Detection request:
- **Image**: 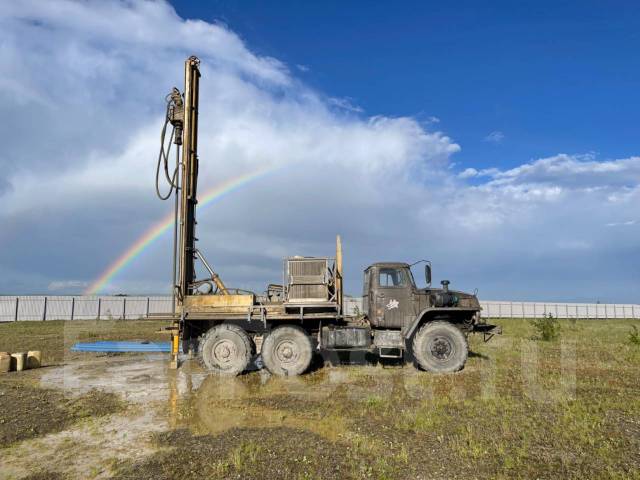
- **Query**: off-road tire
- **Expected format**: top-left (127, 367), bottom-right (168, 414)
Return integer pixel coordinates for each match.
top-left (199, 324), bottom-right (253, 376)
top-left (412, 321), bottom-right (468, 373)
top-left (261, 325), bottom-right (313, 376)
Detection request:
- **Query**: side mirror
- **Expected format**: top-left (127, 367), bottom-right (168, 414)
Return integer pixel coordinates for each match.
top-left (425, 263), bottom-right (432, 287)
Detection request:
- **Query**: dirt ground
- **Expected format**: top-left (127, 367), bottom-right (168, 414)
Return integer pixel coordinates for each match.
top-left (0, 318), bottom-right (639, 479)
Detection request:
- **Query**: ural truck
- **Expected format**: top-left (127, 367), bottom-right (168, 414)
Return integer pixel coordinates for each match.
top-left (157, 56), bottom-right (500, 376)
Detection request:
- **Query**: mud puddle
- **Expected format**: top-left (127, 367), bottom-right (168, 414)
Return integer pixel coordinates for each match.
top-left (1, 408), bottom-right (166, 479)
top-left (40, 355), bottom-right (208, 403)
top-left (3, 355), bottom-right (421, 479)
top-left (2, 356), bottom-right (204, 479)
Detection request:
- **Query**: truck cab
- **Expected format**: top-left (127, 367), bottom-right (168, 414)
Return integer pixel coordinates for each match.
top-left (364, 262), bottom-right (481, 332)
top-left (357, 262), bottom-right (495, 372)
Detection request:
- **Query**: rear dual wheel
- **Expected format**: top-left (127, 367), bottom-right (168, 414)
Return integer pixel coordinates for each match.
top-left (262, 325), bottom-right (313, 376)
top-left (199, 324), bottom-right (254, 376)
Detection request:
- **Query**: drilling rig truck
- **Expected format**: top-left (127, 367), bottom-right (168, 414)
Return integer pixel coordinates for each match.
top-left (157, 56), bottom-right (500, 376)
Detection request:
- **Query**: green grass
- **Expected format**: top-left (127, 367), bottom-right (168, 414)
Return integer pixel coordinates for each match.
top-left (0, 319), bottom-right (167, 365)
top-left (220, 318), bottom-right (639, 479)
top-left (118, 318), bottom-right (638, 480)
top-left (2, 318), bottom-right (640, 479)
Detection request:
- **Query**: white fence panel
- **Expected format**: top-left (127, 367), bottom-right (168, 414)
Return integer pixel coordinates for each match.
top-left (0, 297), bottom-right (16, 321)
top-left (149, 297), bottom-right (173, 315)
top-left (480, 301), bottom-right (640, 319)
top-left (73, 297), bottom-right (99, 320)
top-left (45, 297), bottom-right (73, 320)
top-left (0, 296), bottom-right (638, 322)
top-left (343, 296), bottom-right (364, 316)
top-left (17, 296), bottom-right (46, 320)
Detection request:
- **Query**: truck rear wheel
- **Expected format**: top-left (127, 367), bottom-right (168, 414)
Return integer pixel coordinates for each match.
top-left (199, 324), bottom-right (253, 376)
top-left (412, 321), bottom-right (468, 373)
top-left (262, 325), bottom-right (313, 376)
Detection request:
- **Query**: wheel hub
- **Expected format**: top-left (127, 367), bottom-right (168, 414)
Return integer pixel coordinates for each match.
top-left (275, 340), bottom-right (299, 365)
top-left (213, 339), bottom-right (237, 365)
top-left (429, 336), bottom-right (453, 361)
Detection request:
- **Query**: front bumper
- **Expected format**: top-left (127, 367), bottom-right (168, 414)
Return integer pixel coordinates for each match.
top-left (472, 323), bottom-right (502, 342)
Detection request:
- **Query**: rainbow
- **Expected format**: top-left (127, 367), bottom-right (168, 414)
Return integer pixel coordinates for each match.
top-left (85, 167), bottom-right (275, 295)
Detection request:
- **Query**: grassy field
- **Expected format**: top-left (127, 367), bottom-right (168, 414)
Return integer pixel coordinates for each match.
top-left (0, 318), bottom-right (639, 479)
top-left (0, 319), bottom-right (167, 365)
top-left (0, 320), bottom-right (164, 451)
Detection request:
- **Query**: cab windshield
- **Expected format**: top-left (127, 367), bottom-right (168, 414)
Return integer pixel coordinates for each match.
top-left (379, 267), bottom-right (410, 287)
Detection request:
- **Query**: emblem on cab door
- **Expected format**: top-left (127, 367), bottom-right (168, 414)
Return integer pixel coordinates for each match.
top-left (385, 299), bottom-right (399, 310)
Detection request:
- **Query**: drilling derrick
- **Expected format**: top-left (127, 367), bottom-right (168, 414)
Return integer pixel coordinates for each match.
top-left (158, 56), bottom-right (203, 368)
top-left (177, 56), bottom-right (200, 301)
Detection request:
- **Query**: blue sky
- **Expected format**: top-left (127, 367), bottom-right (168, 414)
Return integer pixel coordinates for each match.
top-left (0, 1), bottom-right (638, 302)
top-left (172, 0), bottom-right (640, 171)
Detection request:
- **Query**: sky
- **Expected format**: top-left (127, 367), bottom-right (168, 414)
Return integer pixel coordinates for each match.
top-left (0, 0), bottom-right (638, 302)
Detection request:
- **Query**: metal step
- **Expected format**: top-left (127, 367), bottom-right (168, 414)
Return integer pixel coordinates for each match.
top-left (376, 346), bottom-right (404, 359)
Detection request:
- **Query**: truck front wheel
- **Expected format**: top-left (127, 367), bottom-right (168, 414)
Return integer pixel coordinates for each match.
top-left (412, 321), bottom-right (468, 373)
top-left (262, 325), bottom-right (313, 376)
top-left (199, 324), bottom-right (253, 376)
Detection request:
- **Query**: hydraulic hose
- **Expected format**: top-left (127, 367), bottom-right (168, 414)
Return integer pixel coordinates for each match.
top-left (155, 93), bottom-right (183, 308)
top-left (155, 98), bottom-right (181, 200)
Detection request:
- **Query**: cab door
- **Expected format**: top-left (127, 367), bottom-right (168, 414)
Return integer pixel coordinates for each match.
top-left (375, 267), bottom-right (415, 328)
top-left (363, 268), bottom-right (372, 318)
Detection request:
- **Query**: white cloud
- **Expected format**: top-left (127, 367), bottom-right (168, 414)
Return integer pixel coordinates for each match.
top-left (606, 220), bottom-right (637, 227)
top-left (484, 130), bottom-right (505, 143)
top-left (486, 154), bottom-right (640, 188)
top-left (0, 0), bottom-right (638, 302)
top-left (458, 167), bottom-right (478, 179)
top-left (327, 96), bottom-right (364, 113)
top-left (48, 280), bottom-right (89, 292)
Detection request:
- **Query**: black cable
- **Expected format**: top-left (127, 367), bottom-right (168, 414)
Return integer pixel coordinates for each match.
top-left (155, 94), bottom-right (182, 304)
top-left (155, 99), bottom-right (180, 200)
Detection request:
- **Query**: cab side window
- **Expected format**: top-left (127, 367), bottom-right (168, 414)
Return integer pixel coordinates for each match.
top-left (378, 268), bottom-right (406, 287)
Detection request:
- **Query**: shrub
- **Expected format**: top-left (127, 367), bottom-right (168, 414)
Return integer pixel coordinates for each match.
top-left (628, 325), bottom-right (640, 346)
top-left (530, 313), bottom-right (560, 341)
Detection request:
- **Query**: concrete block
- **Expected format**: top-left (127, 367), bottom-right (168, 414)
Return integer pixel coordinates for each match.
top-left (0, 354), bottom-right (10, 373)
top-left (27, 350), bottom-right (42, 369)
top-left (10, 352), bottom-right (26, 372)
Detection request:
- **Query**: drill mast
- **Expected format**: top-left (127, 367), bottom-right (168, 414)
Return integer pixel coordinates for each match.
top-left (166, 56), bottom-right (228, 306)
top-left (177, 56), bottom-right (200, 301)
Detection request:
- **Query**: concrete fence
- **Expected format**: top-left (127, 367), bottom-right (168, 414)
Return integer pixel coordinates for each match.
top-left (346, 298), bottom-right (640, 319)
top-left (0, 296), bottom-right (173, 322)
top-left (481, 300), bottom-right (640, 320)
top-left (0, 296), bottom-right (638, 322)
